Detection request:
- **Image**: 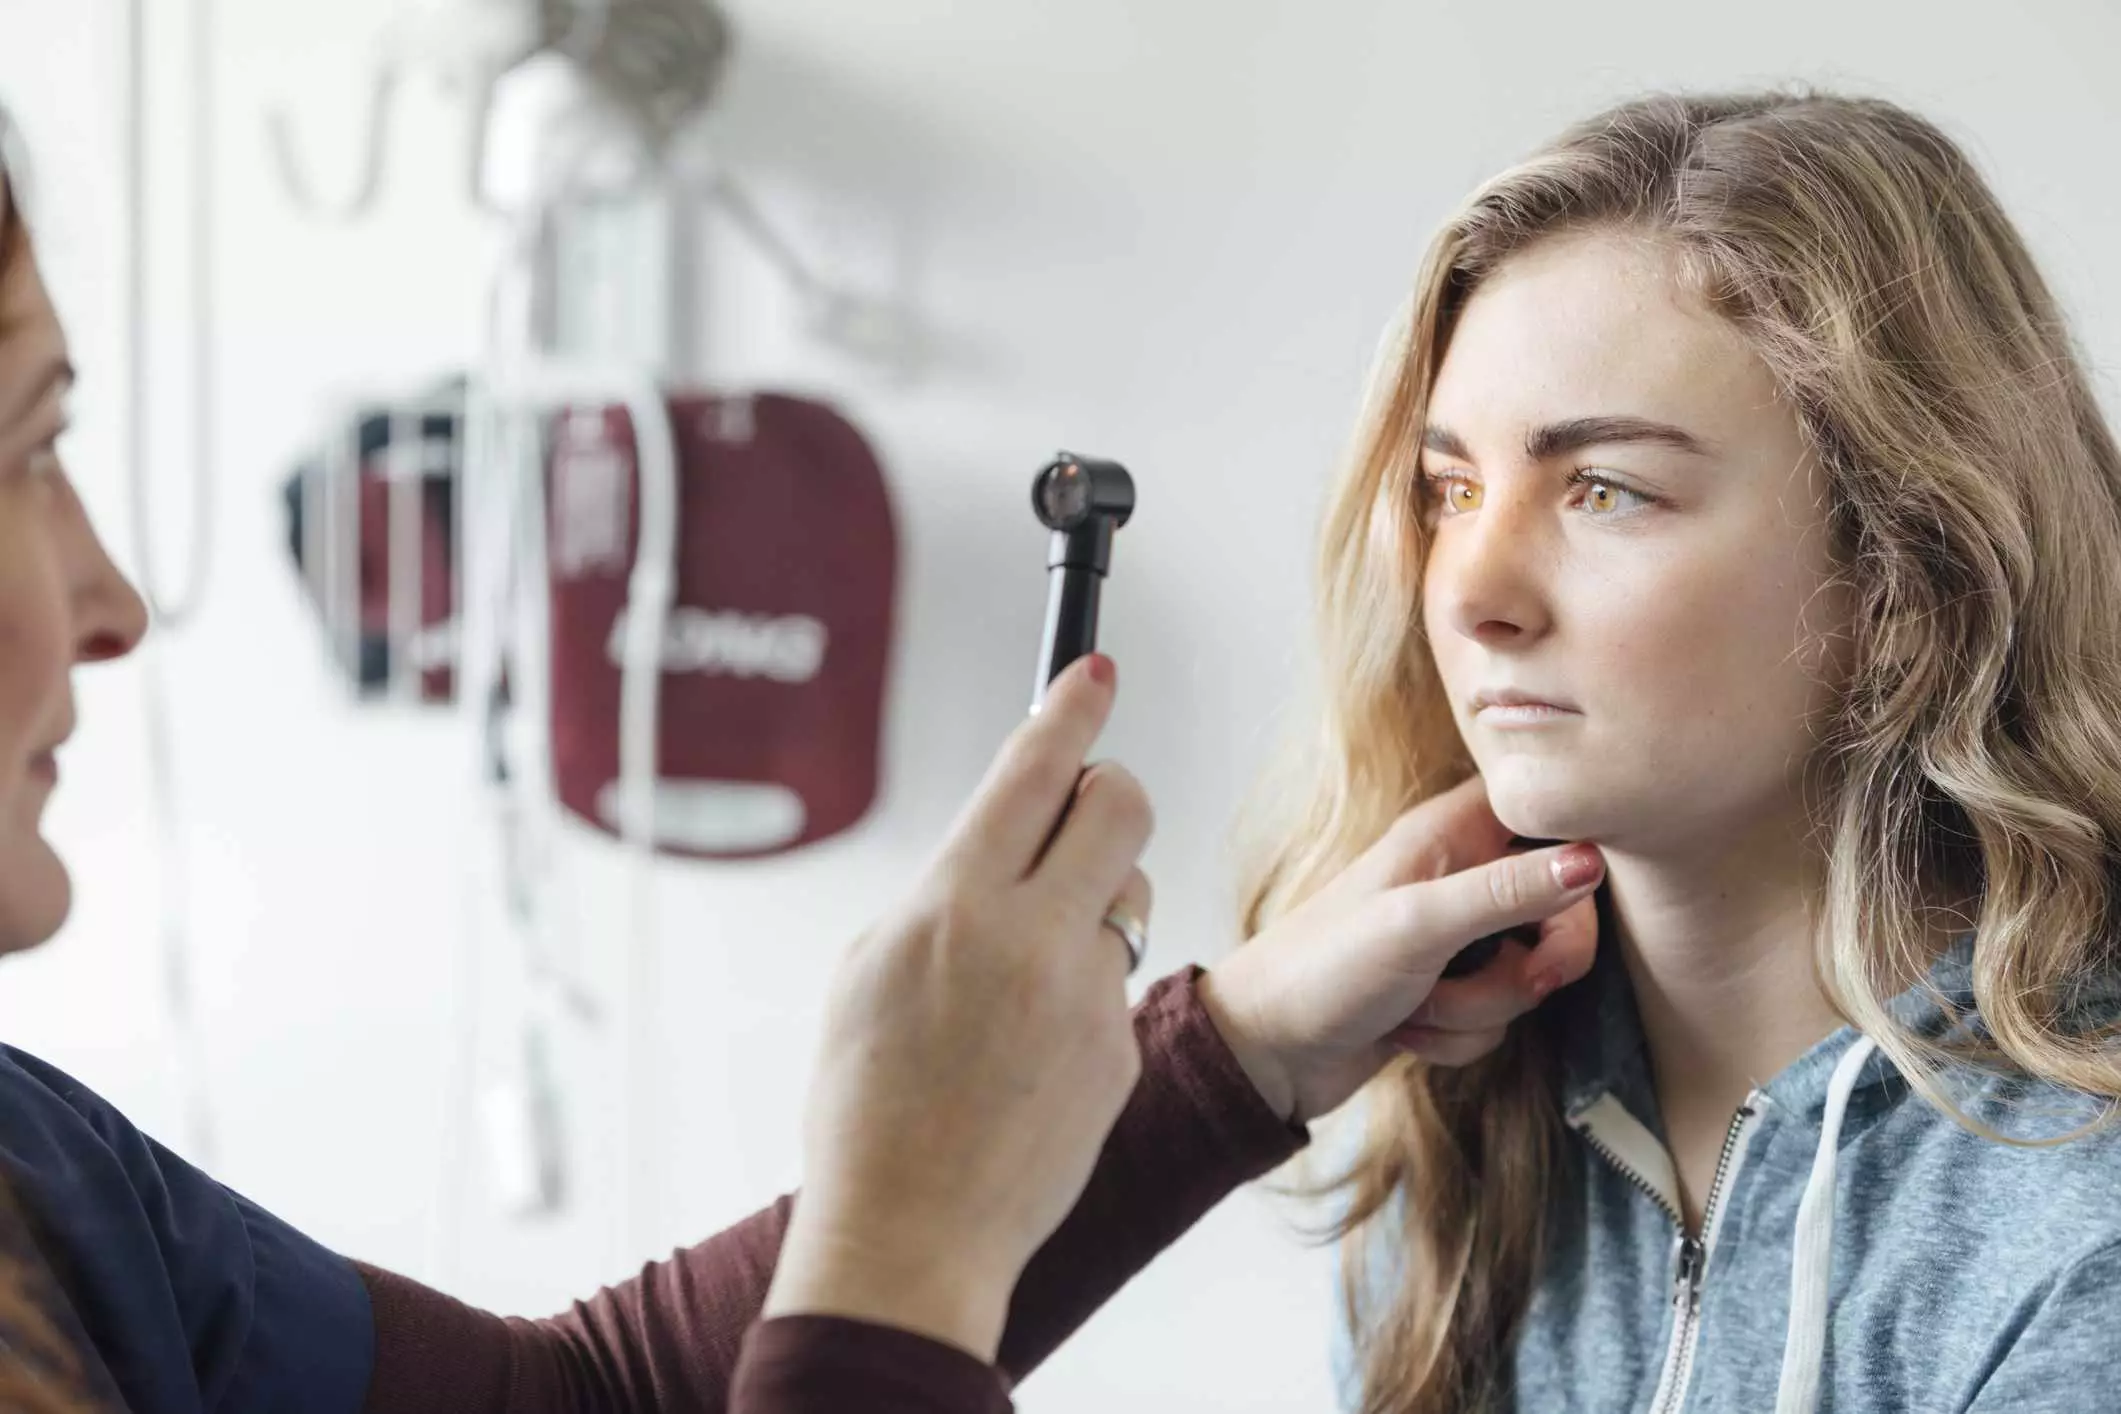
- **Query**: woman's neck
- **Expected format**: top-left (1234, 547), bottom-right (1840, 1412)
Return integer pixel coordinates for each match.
top-left (1600, 814), bottom-right (1845, 1131)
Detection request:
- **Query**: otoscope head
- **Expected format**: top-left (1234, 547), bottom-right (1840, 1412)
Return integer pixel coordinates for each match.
top-left (1029, 451), bottom-right (1134, 710)
top-left (1033, 453), bottom-right (1135, 533)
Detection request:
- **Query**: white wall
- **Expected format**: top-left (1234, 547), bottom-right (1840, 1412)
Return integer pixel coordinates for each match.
top-left (2, 2), bottom-right (2119, 1409)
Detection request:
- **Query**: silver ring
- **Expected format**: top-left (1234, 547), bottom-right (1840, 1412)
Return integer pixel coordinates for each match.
top-left (1100, 906), bottom-right (1149, 976)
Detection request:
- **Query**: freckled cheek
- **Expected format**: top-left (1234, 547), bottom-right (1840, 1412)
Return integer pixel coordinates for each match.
top-left (1585, 556), bottom-right (1821, 734)
top-left (1417, 593), bottom-right (1471, 707)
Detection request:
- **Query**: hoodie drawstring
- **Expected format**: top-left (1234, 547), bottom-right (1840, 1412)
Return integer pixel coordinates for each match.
top-left (1773, 1033), bottom-right (1878, 1414)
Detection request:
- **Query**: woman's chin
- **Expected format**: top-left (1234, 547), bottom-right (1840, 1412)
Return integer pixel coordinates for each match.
top-left (0, 834), bottom-right (73, 955)
top-left (1479, 765), bottom-right (1620, 845)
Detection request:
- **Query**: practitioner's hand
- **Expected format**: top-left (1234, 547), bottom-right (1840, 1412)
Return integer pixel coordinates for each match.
top-left (1199, 775), bottom-right (1604, 1125)
top-left (765, 655), bottom-right (1151, 1363)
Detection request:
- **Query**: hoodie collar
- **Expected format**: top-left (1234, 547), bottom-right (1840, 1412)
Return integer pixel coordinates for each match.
top-left (1551, 909), bottom-right (1981, 1127)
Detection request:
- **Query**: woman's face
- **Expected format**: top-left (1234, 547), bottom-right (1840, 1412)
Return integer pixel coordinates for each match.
top-left (0, 220), bottom-right (147, 952)
top-left (1418, 229), bottom-right (1850, 857)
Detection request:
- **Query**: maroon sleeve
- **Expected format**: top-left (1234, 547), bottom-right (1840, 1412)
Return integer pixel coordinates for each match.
top-left (730, 1318), bottom-right (1010, 1414)
top-left (358, 966), bottom-right (1308, 1413)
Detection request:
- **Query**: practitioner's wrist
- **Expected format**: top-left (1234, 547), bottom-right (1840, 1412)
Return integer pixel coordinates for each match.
top-left (765, 1207), bottom-right (1017, 1365)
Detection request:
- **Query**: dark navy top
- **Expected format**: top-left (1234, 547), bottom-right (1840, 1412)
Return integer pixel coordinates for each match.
top-left (0, 1045), bottom-right (371, 1412)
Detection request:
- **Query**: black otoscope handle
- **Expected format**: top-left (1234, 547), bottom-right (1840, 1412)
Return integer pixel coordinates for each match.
top-left (1033, 517), bottom-right (1116, 709)
top-left (1029, 459), bottom-right (1128, 865)
top-left (1030, 528), bottom-right (1113, 863)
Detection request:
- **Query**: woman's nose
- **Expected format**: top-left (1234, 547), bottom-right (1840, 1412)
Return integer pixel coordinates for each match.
top-left (78, 563), bottom-right (149, 664)
top-left (62, 478), bottom-right (149, 664)
top-left (1425, 490), bottom-right (1554, 646)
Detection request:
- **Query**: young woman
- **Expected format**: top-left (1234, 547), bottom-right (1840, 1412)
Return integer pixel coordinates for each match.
top-left (1245, 91), bottom-right (2121, 1413)
top-left (0, 108), bottom-right (1605, 1411)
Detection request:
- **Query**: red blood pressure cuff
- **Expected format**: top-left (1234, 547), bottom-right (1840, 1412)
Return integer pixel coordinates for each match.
top-left (544, 391), bottom-right (898, 858)
top-left (281, 398), bottom-right (462, 703)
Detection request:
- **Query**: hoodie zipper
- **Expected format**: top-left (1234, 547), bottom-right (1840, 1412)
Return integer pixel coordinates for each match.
top-left (1568, 1090), bottom-right (1766, 1414)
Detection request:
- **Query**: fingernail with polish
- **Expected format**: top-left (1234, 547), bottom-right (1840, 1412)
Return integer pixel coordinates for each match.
top-left (1552, 843), bottom-right (1604, 892)
top-left (1085, 654), bottom-right (1115, 686)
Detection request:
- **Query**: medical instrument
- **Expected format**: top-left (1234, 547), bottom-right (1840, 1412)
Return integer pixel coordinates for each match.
top-left (1030, 452), bottom-right (1135, 712)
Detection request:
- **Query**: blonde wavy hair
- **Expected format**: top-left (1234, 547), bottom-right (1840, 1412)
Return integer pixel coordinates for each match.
top-left (1240, 90), bottom-right (2121, 1414)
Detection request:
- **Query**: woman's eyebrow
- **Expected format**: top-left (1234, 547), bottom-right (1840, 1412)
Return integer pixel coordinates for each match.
top-left (1527, 415), bottom-right (1711, 459)
top-left (1421, 425), bottom-right (1473, 461)
top-left (1422, 416), bottom-right (1714, 462)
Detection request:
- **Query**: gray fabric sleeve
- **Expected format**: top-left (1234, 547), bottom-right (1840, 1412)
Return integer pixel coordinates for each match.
top-left (1962, 1236), bottom-right (2121, 1413)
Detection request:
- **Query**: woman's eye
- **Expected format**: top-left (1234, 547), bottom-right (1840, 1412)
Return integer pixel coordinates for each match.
top-left (1421, 467), bottom-right (1657, 522)
top-left (1420, 472), bottom-right (1481, 519)
top-left (1568, 469), bottom-right (1653, 516)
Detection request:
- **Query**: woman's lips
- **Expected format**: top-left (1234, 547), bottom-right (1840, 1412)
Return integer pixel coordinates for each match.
top-left (1476, 695), bottom-right (1578, 729)
top-left (1473, 701), bottom-right (1580, 727)
top-left (26, 751), bottom-right (57, 786)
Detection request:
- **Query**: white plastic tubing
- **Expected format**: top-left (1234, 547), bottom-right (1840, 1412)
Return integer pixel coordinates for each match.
top-left (125, 0), bottom-right (219, 1167)
top-left (454, 177), bottom-right (684, 1272)
top-left (460, 348), bottom-right (680, 1273)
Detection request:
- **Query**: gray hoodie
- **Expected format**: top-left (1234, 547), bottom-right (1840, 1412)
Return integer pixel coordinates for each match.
top-left (1340, 928), bottom-right (2121, 1413)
